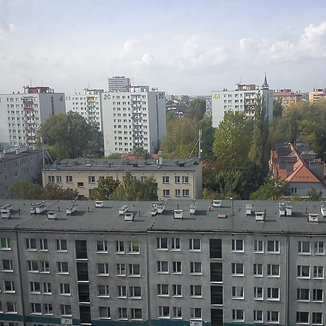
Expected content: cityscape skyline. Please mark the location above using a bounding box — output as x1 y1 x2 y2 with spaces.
0 0 326 95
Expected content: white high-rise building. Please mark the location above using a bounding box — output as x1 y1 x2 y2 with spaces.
102 86 166 155
0 86 65 147
211 77 273 128
108 76 131 92
65 89 104 131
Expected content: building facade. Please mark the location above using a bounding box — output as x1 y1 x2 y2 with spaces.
273 89 302 108
101 86 166 155
211 78 273 128
309 88 326 104
108 76 131 92
42 158 202 200
0 146 43 198
1 199 326 326
0 86 65 147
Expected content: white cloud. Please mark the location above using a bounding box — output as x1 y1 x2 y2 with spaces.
119 39 140 58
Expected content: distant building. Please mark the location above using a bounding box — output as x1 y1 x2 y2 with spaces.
269 141 326 196
65 89 104 131
0 146 43 198
108 76 131 92
42 157 202 200
0 86 65 147
101 86 166 155
211 76 273 127
309 88 326 104
273 89 302 108
206 96 212 117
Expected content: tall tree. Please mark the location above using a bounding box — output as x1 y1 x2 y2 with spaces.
188 98 206 120
198 117 215 159
90 177 120 200
250 177 290 200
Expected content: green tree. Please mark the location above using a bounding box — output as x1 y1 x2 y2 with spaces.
105 153 121 159
111 170 157 201
250 177 290 200
273 98 283 117
198 117 215 159
188 98 206 120
308 187 323 201
6 179 43 199
37 111 103 159
43 183 78 200
90 177 120 200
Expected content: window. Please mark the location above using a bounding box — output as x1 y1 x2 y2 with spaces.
4 281 15 293
157 261 169 273
98 285 109 297
30 282 40 293
129 264 140 276
254 287 263 300
313 266 324 279
232 310 244 321
43 303 53 315
267 264 280 277
172 261 182 273
314 241 324 254
172 284 182 297
231 263 244 275
190 308 201 320
190 285 202 297
116 263 126 276
232 286 244 299
99 307 110 319
39 239 48 250
175 189 181 197
6 302 17 313
163 189 170 197
267 287 280 300
31 303 42 314
267 311 279 323
297 288 310 301
296 312 309 324
115 241 125 253
128 241 140 253
57 261 68 273
157 284 169 296
88 176 95 183
175 176 180 183
267 240 279 253
43 282 52 294
66 176 73 183
254 310 263 322
159 306 170 318
40 261 50 273
59 283 71 295
97 240 108 252
182 176 189 183
60 304 72 316
173 307 182 319
56 239 67 251
97 263 109 275
27 260 38 272
163 176 169 183
253 263 263 276
171 238 180 250
56 176 62 183
182 189 189 197
232 239 244 252
190 262 202 274
2 259 13 271
297 265 310 278
313 289 323 302
298 241 311 254
48 176 54 183
210 239 222 258
26 238 37 250
130 308 142 320
118 307 127 319
129 286 141 298
0 238 11 249
189 238 201 250
118 285 127 298
157 237 168 249
312 312 322 325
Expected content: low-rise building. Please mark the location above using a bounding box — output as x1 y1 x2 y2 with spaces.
309 88 326 104
42 158 202 200
273 89 302 108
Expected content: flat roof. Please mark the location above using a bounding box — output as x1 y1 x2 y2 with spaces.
0 199 324 235
0 148 42 163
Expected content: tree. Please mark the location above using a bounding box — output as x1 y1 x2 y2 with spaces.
7 179 44 199
308 187 323 201
188 98 206 120
250 177 290 200
198 117 215 159
273 98 283 117
111 170 157 201
90 177 120 200
37 111 103 159
43 183 78 200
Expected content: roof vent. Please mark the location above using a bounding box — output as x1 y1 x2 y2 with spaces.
278 203 286 216
321 201 326 217
47 211 57 219
308 213 319 223
124 212 134 221
95 201 104 208
285 201 292 216
31 201 47 214
66 201 77 215
119 205 128 215
246 204 252 216
86 163 92 167
212 200 222 207
1 203 12 219
173 209 183 219
255 211 265 221
190 200 197 215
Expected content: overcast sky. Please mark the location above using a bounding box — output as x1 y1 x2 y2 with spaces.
0 0 326 96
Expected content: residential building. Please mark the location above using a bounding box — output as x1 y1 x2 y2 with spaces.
101 86 166 155
42 157 202 200
269 141 326 196
0 86 65 147
309 88 326 104
211 77 273 127
108 76 131 92
65 89 104 131
206 96 212 117
273 89 302 108
0 146 43 198
1 199 326 326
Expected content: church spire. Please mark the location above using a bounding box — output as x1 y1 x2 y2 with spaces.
262 73 269 90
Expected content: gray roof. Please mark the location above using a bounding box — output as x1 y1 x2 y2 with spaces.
0 199 324 235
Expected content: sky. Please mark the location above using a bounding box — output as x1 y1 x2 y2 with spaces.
0 0 326 96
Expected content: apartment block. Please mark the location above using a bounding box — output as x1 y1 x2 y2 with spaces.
0 86 65 147
309 88 326 104
108 76 131 92
42 157 202 200
273 89 302 108
1 199 326 326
